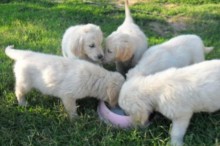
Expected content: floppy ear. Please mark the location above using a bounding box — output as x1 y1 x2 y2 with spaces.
107 84 118 107
133 111 149 126
72 36 84 57
130 99 149 126
115 37 134 62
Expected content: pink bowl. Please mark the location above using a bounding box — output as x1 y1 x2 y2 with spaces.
97 100 133 128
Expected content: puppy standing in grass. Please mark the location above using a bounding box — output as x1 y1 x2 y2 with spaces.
5 45 125 120
62 23 104 63
104 0 148 75
119 60 220 146
127 34 213 79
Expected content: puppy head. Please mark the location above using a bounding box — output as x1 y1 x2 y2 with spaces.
104 32 134 63
106 72 125 107
118 78 153 126
75 24 104 62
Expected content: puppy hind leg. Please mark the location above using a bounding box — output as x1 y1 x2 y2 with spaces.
14 67 31 106
61 97 78 121
15 84 30 106
170 114 192 146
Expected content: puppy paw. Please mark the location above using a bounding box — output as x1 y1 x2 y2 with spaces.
18 100 28 106
171 140 183 146
69 114 79 122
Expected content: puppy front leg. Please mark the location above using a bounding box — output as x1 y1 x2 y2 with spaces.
170 115 192 146
61 97 78 120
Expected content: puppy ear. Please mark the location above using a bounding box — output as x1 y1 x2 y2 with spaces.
130 100 149 126
72 36 84 57
133 111 149 126
107 84 118 107
107 73 125 107
141 114 149 126
116 37 134 62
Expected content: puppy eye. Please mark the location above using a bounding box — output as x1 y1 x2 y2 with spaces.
107 49 112 53
89 44 95 48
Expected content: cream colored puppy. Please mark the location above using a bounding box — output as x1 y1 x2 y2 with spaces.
104 0 148 75
5 45 125 120
127 34 213 79
119 60 220 146
62 23 104 63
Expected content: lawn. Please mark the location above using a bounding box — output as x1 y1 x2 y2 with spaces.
0 0 220 145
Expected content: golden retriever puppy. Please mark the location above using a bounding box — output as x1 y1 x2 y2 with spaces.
5 45 124 120
127 34 213 79
104 0 148 75
119 60 220 146
62 23 104 63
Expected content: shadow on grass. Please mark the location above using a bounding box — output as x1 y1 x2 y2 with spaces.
0 95 108 145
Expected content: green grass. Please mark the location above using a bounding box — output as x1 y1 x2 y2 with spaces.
0 0 220 145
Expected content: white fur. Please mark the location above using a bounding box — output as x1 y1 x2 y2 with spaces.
62 23 104 63
104 0 148 75
119 60 220 146
5 45 125 120
127 34 213 79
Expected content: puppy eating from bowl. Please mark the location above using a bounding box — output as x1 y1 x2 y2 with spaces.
5 45 125 120
119 60 220 146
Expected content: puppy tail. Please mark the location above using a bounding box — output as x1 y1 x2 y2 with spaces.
124 0 133 23
5 45 32 60
61 48 68 58
204 46 214 54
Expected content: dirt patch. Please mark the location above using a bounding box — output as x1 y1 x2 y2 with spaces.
115 0 147 6
167 16 190 32
164 3 178 9
149 22 171 36
149 16 191 36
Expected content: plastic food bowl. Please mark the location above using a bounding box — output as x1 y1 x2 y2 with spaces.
97 100 133 128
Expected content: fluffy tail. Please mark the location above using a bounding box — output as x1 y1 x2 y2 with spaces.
124 0 133 23
204 46 214 54
5 45 32 60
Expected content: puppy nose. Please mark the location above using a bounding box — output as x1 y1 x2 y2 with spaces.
97 54 104 60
